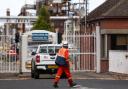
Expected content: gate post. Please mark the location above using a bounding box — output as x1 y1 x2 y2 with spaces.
21 35 28 73
96 25 101 73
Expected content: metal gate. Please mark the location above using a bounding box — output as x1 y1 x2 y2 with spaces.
63 32 96 72
0 35 19 73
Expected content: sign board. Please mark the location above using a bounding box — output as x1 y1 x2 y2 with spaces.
53 0 62 3
32 33 48 41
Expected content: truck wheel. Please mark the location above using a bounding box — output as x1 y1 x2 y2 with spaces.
33 65 39 79
34 70 39 79
31 61 34 78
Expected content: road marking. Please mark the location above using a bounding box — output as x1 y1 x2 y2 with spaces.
71 85 102 89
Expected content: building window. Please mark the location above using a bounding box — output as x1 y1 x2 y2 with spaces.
111 35 128 50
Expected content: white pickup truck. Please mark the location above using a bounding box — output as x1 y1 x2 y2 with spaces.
31 44 62 79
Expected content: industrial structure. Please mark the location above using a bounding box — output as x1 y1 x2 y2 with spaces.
18 0 89 33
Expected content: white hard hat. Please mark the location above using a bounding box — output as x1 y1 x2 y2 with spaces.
62 41 68 47
62 41 68 45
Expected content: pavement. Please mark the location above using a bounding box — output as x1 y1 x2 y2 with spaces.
1 72 128 80
72 71 128 80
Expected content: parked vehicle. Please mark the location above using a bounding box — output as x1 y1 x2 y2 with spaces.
31 44 62 79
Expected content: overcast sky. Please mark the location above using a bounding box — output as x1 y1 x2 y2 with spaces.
0 0 105 16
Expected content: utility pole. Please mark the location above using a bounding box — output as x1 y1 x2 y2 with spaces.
79 0 88 32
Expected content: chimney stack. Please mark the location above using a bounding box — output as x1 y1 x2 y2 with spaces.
6 8 10 16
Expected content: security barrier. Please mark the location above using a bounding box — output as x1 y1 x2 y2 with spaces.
64 32 96 72
0 35 19 73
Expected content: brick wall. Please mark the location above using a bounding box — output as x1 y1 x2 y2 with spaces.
101 19 128 29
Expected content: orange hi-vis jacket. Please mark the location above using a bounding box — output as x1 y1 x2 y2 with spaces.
58 47 69 61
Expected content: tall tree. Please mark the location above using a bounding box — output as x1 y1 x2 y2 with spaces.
32 6 53 31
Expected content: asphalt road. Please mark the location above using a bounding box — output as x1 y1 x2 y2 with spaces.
0 79 128 89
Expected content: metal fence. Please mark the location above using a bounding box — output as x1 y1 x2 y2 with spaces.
63 32 96 72
0 35 19 73
0 32 96 73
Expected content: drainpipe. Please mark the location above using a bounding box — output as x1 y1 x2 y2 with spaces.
96 23 101 73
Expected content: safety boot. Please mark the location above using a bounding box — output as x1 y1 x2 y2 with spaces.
70 83 77 87
53 82 58 88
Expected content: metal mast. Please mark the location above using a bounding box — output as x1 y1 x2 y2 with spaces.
85 0 89 31
83 0 88 32
78 0 88 32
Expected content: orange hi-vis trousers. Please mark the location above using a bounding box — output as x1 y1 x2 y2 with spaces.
54 66 73 85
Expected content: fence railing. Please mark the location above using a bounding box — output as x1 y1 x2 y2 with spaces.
64 32 96 72
0 35 19 73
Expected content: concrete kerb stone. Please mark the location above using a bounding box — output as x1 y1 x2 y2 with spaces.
0 73 19 79
108 72 128 80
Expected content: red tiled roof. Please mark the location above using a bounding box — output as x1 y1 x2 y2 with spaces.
87 0 128 21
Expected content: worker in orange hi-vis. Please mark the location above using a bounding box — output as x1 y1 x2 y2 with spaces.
53 41 78 88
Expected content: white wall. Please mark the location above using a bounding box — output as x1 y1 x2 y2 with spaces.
109 50 128 74
21 35 30 72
